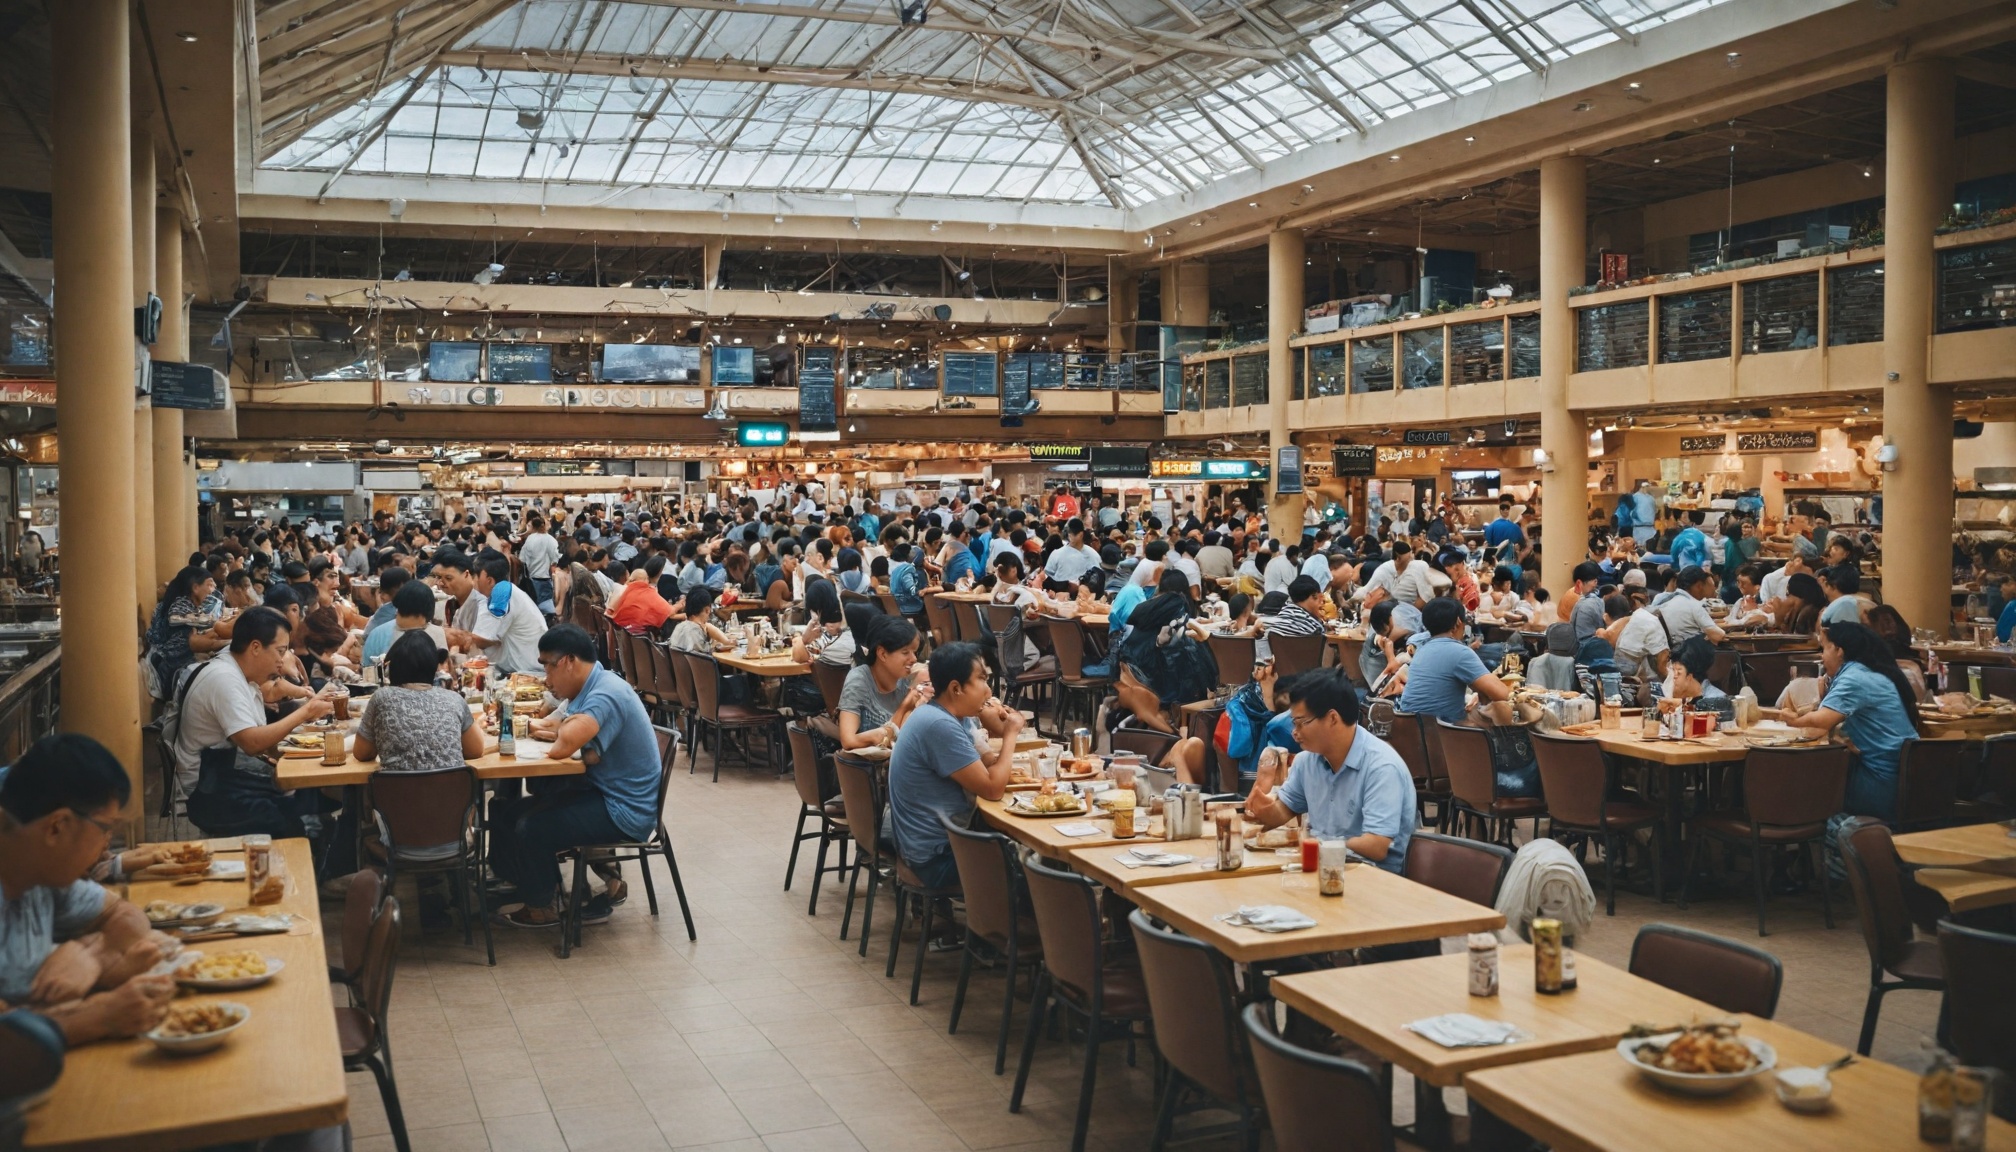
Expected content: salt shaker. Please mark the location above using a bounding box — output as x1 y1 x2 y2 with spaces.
1317 839 1347 896
1467 933 1500 997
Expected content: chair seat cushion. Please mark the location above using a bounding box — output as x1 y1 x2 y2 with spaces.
975 917 1043 959
1487 797 1547 818
1890 938 1947 983
1696 813 1827 843
334 1005 375 1058
716 704 782 723
1601 801 1661 827
895 860 961 895
1055 960 1151 1019
822 797 848 821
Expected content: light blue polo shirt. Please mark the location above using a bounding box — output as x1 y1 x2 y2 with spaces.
1273 729 1418 873
557 664 662 841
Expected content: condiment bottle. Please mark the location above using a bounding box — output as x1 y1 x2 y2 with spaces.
1213 807 1243 871
1921 1046 1957 1143
321 726 345 766
1467 934 1500 997
1532 917 1564 994
497 692 516 759
1317 840 1347 897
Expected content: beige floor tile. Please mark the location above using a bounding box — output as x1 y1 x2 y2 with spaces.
640 1085 761 1147
757 1123 870 1152
555 1102 674 1152
485 1112 569 1152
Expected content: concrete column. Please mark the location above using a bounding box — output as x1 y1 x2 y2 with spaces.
1266 229 1304 543
1882 57 1956 635
1105 258 1137 357
153 206 188 585
1160 259 1209 327
702 238 725 291
1538 156 1589 597
51 0 142 800
131 130 158 618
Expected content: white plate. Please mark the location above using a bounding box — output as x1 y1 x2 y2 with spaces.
174 953 285 991
204 860 247 880
1618 1033 1776 1096
145 1001 251 1055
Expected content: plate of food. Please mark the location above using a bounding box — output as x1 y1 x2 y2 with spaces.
135 842 213 879
146 1001 251 1055
279 730 341 758
1618 1021 1775 1096
174 950 284 991
144 900 226 928
1004 792 1088 817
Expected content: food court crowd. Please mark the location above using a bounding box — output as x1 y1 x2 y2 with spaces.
4 479 2013 1150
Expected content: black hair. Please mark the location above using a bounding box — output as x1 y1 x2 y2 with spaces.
230 605 290 654
1155 568 1190 597
804 577 842 627
1368 599 1395 635
927 640 985 696
1676 565 1711 591
262 584 299 614
0 733 131 823
392 580 436 619
1421 597 1463 636
1287 575 1322 603
281 561 310 583
431 550 472 574
645 553 668 580
858 613 920 667
1602 593 1633 621
386 628 444 685
1572 561 1602 585
1671 635 1716 682
1825 563 1861 595
536 622 598 664
475 554 510 583
1284 667 1358 728
837 550 862 572
1822 621 1921 736
1226 592 1252 619
378 565 411 595
164 564 210 606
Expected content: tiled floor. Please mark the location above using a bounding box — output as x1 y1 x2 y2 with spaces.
341 752 1946 1152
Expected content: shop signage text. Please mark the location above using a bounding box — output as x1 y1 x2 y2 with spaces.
1402 429 1453 446
1276 446 1304 495
0 381 56 406
1679 435 1728 455
404 385 706 409
1735 430 1818 453
1028 445 1090 462
1333 444 1376 477
737 421 790 447
1150 459 1268 480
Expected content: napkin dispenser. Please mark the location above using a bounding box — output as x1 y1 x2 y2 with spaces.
1163 785 1204 840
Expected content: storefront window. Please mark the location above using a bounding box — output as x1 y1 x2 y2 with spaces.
3 306 51 372
1657 288 1731 363
1508 314 1540 378
1447 320 1504 384
1937 239 2016 333
1350 336 1393 393
1309 344 1348 397
1742 274 1820 353
1204 359 1231 408
1181 362 1204 411
1576 300 1649 371
1400 327 1443 388
1231 352 1268 406
1827 263 1883 345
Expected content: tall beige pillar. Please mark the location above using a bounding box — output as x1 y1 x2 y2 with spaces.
1160 260 1209 327
1882 58 1956 635
1538 156 1589 597
1266 229 1304 543
153 206 188 584
131 130 158 618
1105 258 1137 358
52 0 143 800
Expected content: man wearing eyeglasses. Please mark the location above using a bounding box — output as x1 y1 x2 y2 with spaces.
1243 668 1416 875
0 734 177 1045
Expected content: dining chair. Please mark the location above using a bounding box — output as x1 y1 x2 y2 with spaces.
1403 830 1513 909
1043 615 1113 735
983 603 1053 720
367 766 493 966
1978 732 2016 819
1936 919 2016 1115
1530 728 1663 913
784 723 850 915
682 649 785 781
326 867 385 994
1679 742 1849 936
1205 632 1258 690
1268 632 1327 679
338 895 410 1152
1838 821 1946 1054
809 659 851 717
1627 923 1783 1018
666 646 703 768
921 592 958 652
1894 736 1967 832
1012 855 1153 1152
1981 664 2016 705
1737 650 1797 705
1381 709 1448 830
1239 1002 1394 1152
1436 719 1546 847
558 725 696 956
645 640 682 728
1129 910 1261 1152
1110 724 1178 763
940 813 1042 1075
833 752 892 952
1707 647 1743 694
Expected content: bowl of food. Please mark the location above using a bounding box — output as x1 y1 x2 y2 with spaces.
1774 1065 1835 1113
146 1001 251 1055
144 900 225 927
1618 1022 1775 1096
175 950 284 991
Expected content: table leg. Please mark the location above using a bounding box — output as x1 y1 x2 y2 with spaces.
1413 1076 1454 1150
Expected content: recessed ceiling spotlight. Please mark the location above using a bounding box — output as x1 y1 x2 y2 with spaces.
773 214 783 224
1652 158 1661 165
1463 135 1475 144
1625 81 1641 90
1725 51 1742 67
175 30 198 42
1863 167 1873 177
1387 154 1401 162
1573 101 1592 112
1248 201 1259 209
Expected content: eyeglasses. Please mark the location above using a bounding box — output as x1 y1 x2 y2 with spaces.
1288 712 1326 733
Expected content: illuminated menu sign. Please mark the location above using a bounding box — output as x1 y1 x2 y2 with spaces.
1028 445 1089 462
737 421 790 447
1150 459 1268 480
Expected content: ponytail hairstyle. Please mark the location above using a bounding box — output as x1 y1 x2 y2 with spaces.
1822 621 1922 736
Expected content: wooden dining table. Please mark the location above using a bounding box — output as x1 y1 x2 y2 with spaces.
1067 836 1290 890
1122 863 1505 964
272 723 581 790
25 838 348 1151
1895 821 2016 913
1465 1012 2016 1152
717 650 811 677
1585 725 1755 767
974 794 1135 859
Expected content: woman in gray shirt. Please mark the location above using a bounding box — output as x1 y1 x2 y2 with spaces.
837 615 924 751
353 631 486 772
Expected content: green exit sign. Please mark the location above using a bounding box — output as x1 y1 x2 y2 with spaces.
736 422 790 447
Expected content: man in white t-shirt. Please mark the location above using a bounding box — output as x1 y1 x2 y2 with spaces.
519 514 560 614
1263 545 1299 595
173 606 336 835
436 553 547 675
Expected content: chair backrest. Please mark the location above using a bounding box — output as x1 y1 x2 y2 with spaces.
1982 665 2016 705
1110 724 1178 763
877 591 904 618
1628 923 1783 1018
832 754 884 864
922 593 956 647
1707 647 1742 694
1385 711 1433 790
1839 821 1918 972
940 813 1021 947
668 645 699 710
810 659 850 717
1937 920 2016 1083
357 895 403 1046
569 597 599 634
1335 637 1368 687
1419 714 1450 789
1206 633 1257 689
1404 831 1512 908
651 723 678 814
686 650 726 723
1129 909 1250 1106
1021 853 1106 1001
1895 737 1964 831
338 868 385 983
1983 733 2016 808
1269 632 1326 680
650 641 681 705
786 724 825 809
1239 1002 1394 1152
1741 744 1851 827
1044 616 1093 681
1529 729 1607 827
1435 720 1498 809
616 630 642 690
1740 650 1796 704
367 766 479 854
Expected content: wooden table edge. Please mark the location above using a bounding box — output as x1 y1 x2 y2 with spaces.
1461 1066 1604 1152
1126 887 1505 964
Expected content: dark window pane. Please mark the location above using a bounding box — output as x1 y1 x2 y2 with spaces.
1205 359 1230 408
1448 320 1504 384
1827 263 1884 345
1509 314 1540 378
1351 336 1393 393
1400 327 1443 388
1232 353 1268 406
1742 275 1820 353
1657 289 1731 364
1576 300 1650 371
1937 240 2016 333
1310 344 1348 397
1291 347 1303 401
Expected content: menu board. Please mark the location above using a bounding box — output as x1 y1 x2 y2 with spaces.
712 345 755 385
426 341 481 382
799 346 837 432
488 343 552 383
1089 446 1150 478
1009 351 1066 390
1231 354 1268 407
1001 355 1031 425
601 343 701 383
941 351 999 397
1333 444 1376 476
150 360 226 410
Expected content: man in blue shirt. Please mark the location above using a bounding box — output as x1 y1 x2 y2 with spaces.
1244 668 1416 874
493 624 663 929
941 521 979 588
1669 509 1711 573
887 642 1027 889
1483 501 1524 552
364 565 409 633
1398 598 1539 796
889 541 925 616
